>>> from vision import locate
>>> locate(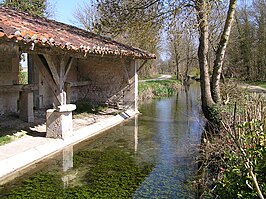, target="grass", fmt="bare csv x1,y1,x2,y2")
0,135,12,145
0,130,27,146
138,79,180,102
249,81,266,89
139,74,161,80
